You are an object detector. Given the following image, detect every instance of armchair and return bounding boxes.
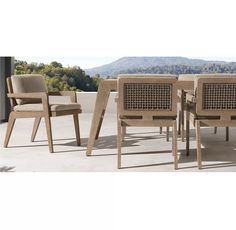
[185,74,236,168]
[4,74,82,153]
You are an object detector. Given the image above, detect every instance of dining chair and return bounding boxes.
[116,74,178,169]
[178,74,229,144]
[177,74,195,143]
[185,74,236,169]
[4,74,82,153]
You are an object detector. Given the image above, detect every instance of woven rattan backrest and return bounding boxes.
[117,75,178,119]
[195,75,236,117]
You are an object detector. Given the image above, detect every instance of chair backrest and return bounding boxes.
[194,74,236,118]
[117,74,178,119]
[8,74,48,105]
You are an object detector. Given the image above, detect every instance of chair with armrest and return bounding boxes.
[178,74,229,144]
[185,74,236,169]
[116,74,179,169]
[4,74,82,153]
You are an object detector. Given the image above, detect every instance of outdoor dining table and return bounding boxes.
[86,78,194,155]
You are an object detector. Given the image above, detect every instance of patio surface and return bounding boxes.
[1,113,236,172]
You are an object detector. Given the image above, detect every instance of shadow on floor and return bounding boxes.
[4,127,236,171]
[120,161,173,170]
[0,166,15,172]
[22,131,168,154]
[91,127,236,170]
[178,127,236,170]
[92,131,170,150]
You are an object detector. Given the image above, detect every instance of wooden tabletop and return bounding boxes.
[100,78,194,91]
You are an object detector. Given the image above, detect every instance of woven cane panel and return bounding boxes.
[124,83,172,110]
[203,83,236,110]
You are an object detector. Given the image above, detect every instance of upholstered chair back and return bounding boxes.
[10,74,48,105]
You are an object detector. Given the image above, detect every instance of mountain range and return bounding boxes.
[85,56,229,77]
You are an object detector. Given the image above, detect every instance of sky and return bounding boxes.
[16,56,236,69]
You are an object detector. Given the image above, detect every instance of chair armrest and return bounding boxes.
[8,92,51,115]
[8,92,48,99]
[186,92,196,103]
[48,91,77,102]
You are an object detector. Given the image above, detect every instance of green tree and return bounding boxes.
[14,60,102,92]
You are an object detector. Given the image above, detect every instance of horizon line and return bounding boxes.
[15,56,236,69]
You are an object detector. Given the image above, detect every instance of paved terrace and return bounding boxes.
[0,93,236,172]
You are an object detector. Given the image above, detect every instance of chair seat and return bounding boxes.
[14,102,82,112]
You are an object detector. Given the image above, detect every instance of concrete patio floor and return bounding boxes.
[1,113,236,172]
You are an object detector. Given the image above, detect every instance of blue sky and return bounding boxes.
[16,56,236,69]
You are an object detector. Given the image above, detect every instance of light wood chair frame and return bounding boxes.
[178,74,229,144]
[117,76,179,169]
[4,77,82,153]
[186,76,236,169]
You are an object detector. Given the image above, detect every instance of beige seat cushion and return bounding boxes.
[14,103,81,112]
[11,75,48,105]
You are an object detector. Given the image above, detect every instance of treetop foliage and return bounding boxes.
[118,63,236,75]
[14,60,103,92]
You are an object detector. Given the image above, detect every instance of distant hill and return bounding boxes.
[85,57,227,77]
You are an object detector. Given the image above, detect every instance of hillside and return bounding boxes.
[85,57,227,77]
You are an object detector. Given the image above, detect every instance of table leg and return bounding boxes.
[178,109,181,135]
[86,85,111,156]
[95,109,105,140]
[181,90,185,142]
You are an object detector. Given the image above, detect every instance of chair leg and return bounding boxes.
[160,127,163,134]
[178,110,181,135]
[121,126,126,142]
[95,114,103,140]
[214,127,217,134]
[181,110,185,142]
[196,120,202,169]
[123,126,127,135]
[166,126,170,142]
[73,114,81,146]
[181,90,185,142]
[226,127,229,142]
[44,116,53,153]
[172,121,178,170]
[117,119,122,169]
[31,117,41,142]
[4,112,16,148]
[186,109,190,156]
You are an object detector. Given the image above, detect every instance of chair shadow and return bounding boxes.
[33,138,75,143]
[15,130,169,154]
[202,162,236,170]
[89,132,172,152]
[89,134,175,169]
[7,140,86,153]
[90,149,173,157]
[120,161,173,169]
[0,166,15,172]
[178,127,236,170]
